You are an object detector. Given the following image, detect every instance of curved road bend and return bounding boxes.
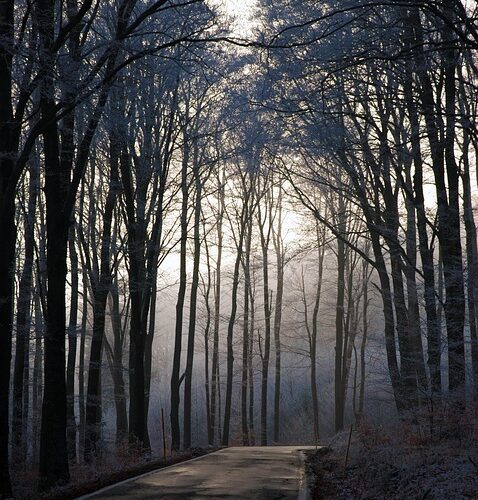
[78,445,317,499]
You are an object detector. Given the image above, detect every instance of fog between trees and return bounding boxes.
[1,0,477,496]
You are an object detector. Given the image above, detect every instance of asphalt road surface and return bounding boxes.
[79,446,317,499]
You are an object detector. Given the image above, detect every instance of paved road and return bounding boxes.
[80,446,316,499]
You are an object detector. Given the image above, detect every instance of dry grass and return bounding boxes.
[11,445,211,499]
[307,404,478,500]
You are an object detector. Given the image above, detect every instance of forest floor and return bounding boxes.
[306,409,478,499]
[12,447,211,499]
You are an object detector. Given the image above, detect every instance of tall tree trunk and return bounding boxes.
[258,191,272,446]
[402,52,441,395]
[144,277,156,449]
[78,267,88,460]
[203,219,213,445]
[272,194,284,443]
[32,292,44,464]
[358,254,370,421]
[223,176,250,446]
[404,177,428,392]
[249,286,256,445]
[210,171,224,446]
[459,97,478,396]
[120,148,149,451]
[84,136,120,460]
[66,225,79,462]
[409,5,465,397]
[12,162,38,466]
[441,0,465,397]
[335,202,346,433]
[108,285,128,442]
[170,135,189,451]
[184,142,202,450]
[222,236,245,446]
[241,217,253,445]
[38,0,70,486]
[0,1,17,494]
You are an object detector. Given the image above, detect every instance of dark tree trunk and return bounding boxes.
[334,204,346,433]
[32,293,44,464]
[441,1,465,396]
[108,286,128,442]
[0,205,15,497]
[78,267,88,460]
[0,1,17,494]
[258,191,272,446]
[222,175,251,446]
[222,235,245,446]
[184,142,202,450]
[272,195,284,443]
[248,286,256,445]
[37,0,70,487]
[409,5,465,396]
[241,216,253,445]
[203,221,213,445]
[311,224,325,442]
[66,225,79,462]
[402,53,441,395]
[170,137,189,451]
[84,135,119,461]
[210,172,224,446]
[459,91,478,396]
[12,162,38,466]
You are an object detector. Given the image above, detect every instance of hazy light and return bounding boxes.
[218,0,257,35]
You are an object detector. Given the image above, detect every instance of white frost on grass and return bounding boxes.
[325,419,478,499]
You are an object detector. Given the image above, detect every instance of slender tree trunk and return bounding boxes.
[0,0,17,493]
[258,192,272,446]
[170,136,189,451]
[12,163,38,466]
[78,268,88,460]
[144,278,156,448]
[210,171,224,446]
[441,1,465,397]
[241,217,253,445]
[203,221,213,445]
[32,293,44,464]
[273,195,284,443]
[335,203,346,433]
[108,286,128,442]
[358,255,370,420]
[222,246,244,446]
[223,177,250,446]
[460,109,478,396]
[120,148,149,451]
[404,181,428,392]
[84,143,119,460]
[184,142,202,450]
[66,225,79,462]
[409,5,465,396]
[403,54,441,395]
[311,226,325,442]
[249,287,256,445]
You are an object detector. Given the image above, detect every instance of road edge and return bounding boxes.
[298,450,311,500]
[75,449,223,500]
